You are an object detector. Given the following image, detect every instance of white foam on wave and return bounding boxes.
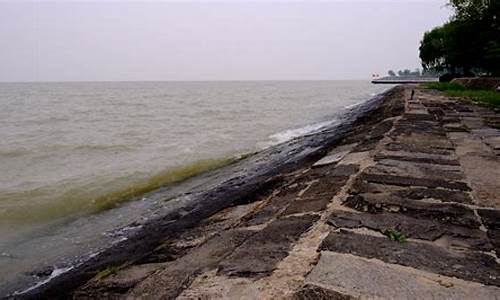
[257,97,371,149]
[343,100,366,110]
[15,266,74,295]
[258,119,339,149]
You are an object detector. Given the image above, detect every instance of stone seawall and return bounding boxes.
[12,85,500,299]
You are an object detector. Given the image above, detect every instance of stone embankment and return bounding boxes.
[452,77,500,90]
[56,86,500,298]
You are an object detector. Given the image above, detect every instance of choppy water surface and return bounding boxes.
[0,81,386,227]
[0,82,388,288]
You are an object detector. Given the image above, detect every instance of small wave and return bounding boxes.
[257,120,336,149]
[14,266,74,295]
[343,100,366,110]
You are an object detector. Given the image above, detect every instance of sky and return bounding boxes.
[0,0,451,82]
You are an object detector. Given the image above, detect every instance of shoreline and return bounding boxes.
[5,87,398,298]
[10,84,500,299]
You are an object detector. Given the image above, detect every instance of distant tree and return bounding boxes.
[397,70,404,76]
[419,0,500,76]
[449,0,489,20]
[388,70,396,77]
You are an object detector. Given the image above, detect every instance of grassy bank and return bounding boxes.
[424,82,500,107]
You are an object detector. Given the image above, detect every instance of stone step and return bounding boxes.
[328,210,492,251]
[344,193,480,228]
[350,178,473,204]
[297,252,500,299]
[319,231,500,286]
[218,214,319,277]
[374,153,461,166]
[359,173,470,191]
[369,159,465,181]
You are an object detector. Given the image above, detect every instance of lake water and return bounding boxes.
[0,81,388,294]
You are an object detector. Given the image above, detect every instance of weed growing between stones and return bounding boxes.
[95,266,119,281]
[384,228,408,243]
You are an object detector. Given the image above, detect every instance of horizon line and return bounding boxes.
[0,78,374,84]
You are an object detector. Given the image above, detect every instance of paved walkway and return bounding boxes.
[75,86,500,299]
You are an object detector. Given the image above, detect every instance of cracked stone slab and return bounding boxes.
[385,142,453,155]
[391,187,473,204]
[328,210,492,250]
[350,179,473,204]
[390,121,446,137]
[450,131,500,207]
[374,153,461,166]
[360,173,471,191]
[319,231,500,286]
[301,252,500,299]
[301,164,358,181]
[282,196,332,216]
[218,214,319,277]
[327,164,359,177]
[366,119,394,139]
[369,159,465,181]
[300,176,350,199]
[402,113,436,121]
[344,193,480,228]
[240,186,300,227]
[392,132,455,148]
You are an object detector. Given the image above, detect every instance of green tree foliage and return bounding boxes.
[388,70,396,77]
[419,0,500,76]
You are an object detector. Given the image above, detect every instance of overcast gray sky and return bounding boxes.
[0,1,451,82]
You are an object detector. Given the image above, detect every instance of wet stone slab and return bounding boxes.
[328,210,492,250]
[478,209,500,229]
[218,214,319,277]
[238,178,308,226]
[478,209,500,253]
[344,194,480,228]
[127,229,256,299]
[319,231,500,286]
